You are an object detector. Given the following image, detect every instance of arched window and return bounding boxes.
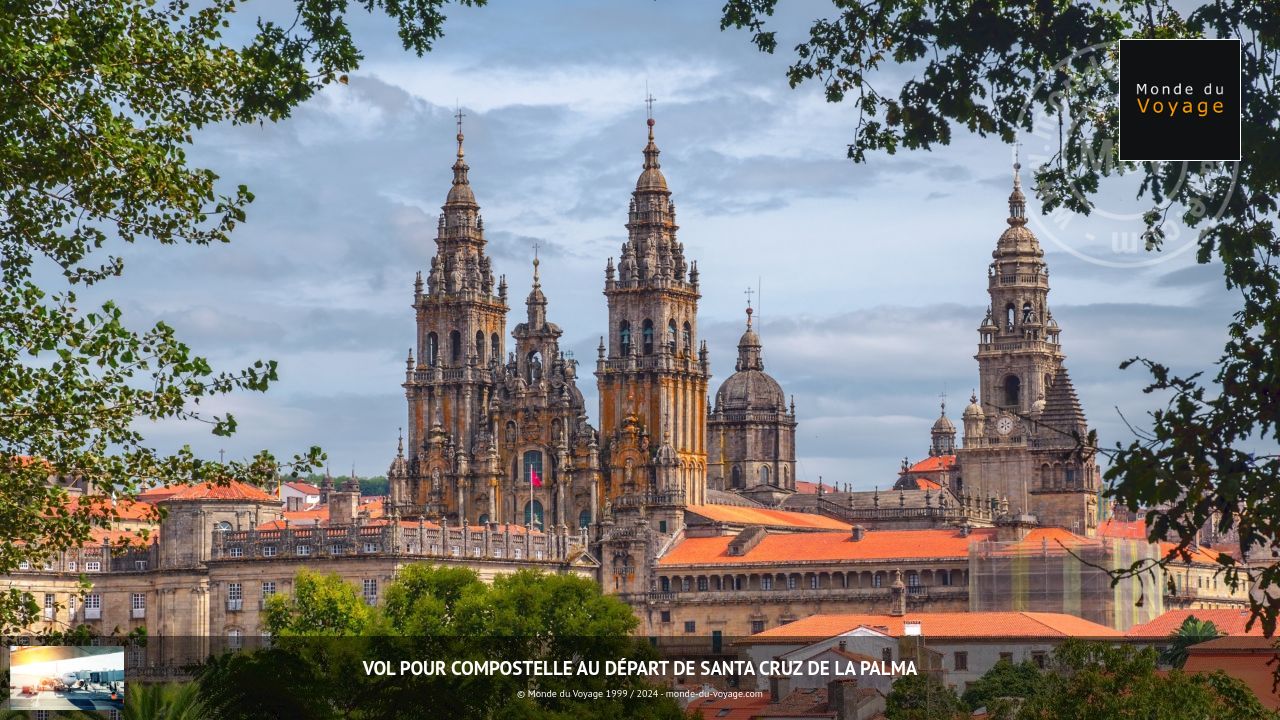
[1006,304,1016,330]
[522,500,544,530]
[427,333,439,366]
[522,450,543,487]
[660,577,671,592]
[578,510,591,528]
[490,333,500,361]
[449,330,462,364]
[1065,466,1077,486]
[214,521,233,532]
[1004,375,1021,407]
[731,466,742,489]
[667,319,677,351]
[642,320,654,354]
[477,513,489,525]
[619,321,631,355]
[873,572,884,588]
[682,322,692,351]
[759,465,770,485]
[475,331,485,363]
[782,466,789,487]
[1022,302,1034,323]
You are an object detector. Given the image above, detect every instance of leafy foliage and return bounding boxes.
[201,565,688,719]
[0,0,484,631]
[1014,640,1277,720]
[722,0,1280,632]
[885,672,967,720]
[959,659,1047,712]
[1158,615,1223,668]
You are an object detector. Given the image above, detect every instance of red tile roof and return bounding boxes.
[63,496,157,522]
[909,477,942,491]
[794,481,821,494]
[689,692,771,720]
[1126,608,1263,638]
[749,611,1122,642]
[685,505,852,531]
[282,481,322,495]
[161,481,276,502]
[1098,517,1149,540]
[908,455,955,474]
[659,527,997,567]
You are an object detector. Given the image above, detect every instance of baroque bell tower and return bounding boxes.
[391,114,509,522]
[596,111,710,512]
[958,155,1100,535]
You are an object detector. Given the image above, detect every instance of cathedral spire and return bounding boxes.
[526,248,547,327]
[446,107,475,206]
[735,304,764,371]
[1008,145,1026,226]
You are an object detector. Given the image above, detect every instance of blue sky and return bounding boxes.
[109,0,1234,486]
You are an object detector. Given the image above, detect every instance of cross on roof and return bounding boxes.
[455,106,465,134]
[645,92,656,120]
[744,286,755,308]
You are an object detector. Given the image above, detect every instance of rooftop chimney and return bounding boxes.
[851,525,866,542]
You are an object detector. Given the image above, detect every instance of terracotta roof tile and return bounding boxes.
[282,481,322,495]
[161,481,276,502]
[749,611,1122,642]
[1126,608,1263,638]
[63,496,157,522]
[908,455,955,474]
[685,505,852,530]
[659,527,997,567]
[1184,639,1280,709]
[1098,518,1149,540]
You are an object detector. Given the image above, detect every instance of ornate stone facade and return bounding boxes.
[954,161,1102,536]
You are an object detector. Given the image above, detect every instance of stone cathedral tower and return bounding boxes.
[391,123,509,522]
[596,116,711,512]
[957,159,1101,535]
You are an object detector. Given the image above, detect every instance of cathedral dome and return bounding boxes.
[715,307,786,412]
[963,393,984,419]
[932,413,955,432]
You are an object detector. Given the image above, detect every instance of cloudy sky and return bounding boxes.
[105,0,1234,486]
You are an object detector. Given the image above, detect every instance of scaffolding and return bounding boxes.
[969,534,1164,631]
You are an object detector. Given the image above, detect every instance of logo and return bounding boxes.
[1016,41,1240,268]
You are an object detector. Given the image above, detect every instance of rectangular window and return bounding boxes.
[135,560,148,571]
[787,576,797,590]
[697,577,708,591]
[513,548,522,559]
[227,582,243,611]
[472,546,482,557]
[954,652,968,671]
[750,620,765,634]
[296,545,311,556]
[263,545,277,557]
[86,561,101,572]
[809,575,819,589]
[451,546,460,557]
[18,561,29,570]
[85,593,101,609]
[43,593,55,620]
[67,561,77,572]
[683,621,696,633]
[660,611,671,623]
[494,548,504,558]
[131,592,146,618]
[363,542,379,553]
[229,547,243,558]
[261,581,276,598]
[761,576,773,590]
[1032,652,1046,669]
[362,579,377,606]
[329,544,343,555]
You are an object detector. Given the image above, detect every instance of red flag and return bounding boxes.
[530,466,542,488]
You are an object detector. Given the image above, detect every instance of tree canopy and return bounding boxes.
[200,566,688,720]
[0,0,483,631]
[721,0,1280,632]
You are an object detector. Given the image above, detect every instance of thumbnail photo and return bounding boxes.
[7,645,125,713]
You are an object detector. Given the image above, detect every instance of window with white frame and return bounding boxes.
[296,545,311,556]
[43,593,54,620]
[67,561,77,572]
[134,560,148,571]
[329,544,342,555]
[131,592,146,617]
[494,548,504,558]
[227,582,243,611]
[514,548,522,559]
[262,545,277,557]
[761,576,773,590]
[229,547,243,558]
[261,581,276,598]
[362,579,377,605]
[86,561,101,572]
[18,560,29,570]
[472,546,482,557]
[363,542,379,553]
[450,546,460,557]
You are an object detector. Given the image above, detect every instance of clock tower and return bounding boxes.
[956,157,1100,535]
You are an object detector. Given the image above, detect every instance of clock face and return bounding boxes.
[996,416,1016,436]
